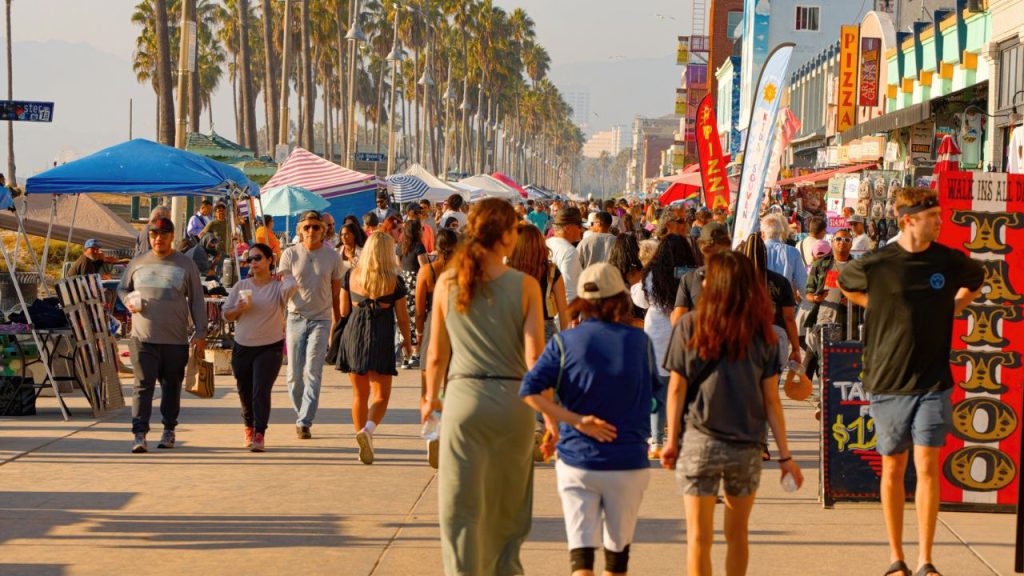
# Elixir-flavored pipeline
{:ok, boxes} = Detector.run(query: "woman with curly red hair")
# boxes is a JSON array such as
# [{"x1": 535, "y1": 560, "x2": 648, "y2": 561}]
[
  {"x1": 661, "y1": 250, "x2": 803, "y2": 576},
  {"x1": 422, "y1": 198, "x2": 547, "y2": 575}
]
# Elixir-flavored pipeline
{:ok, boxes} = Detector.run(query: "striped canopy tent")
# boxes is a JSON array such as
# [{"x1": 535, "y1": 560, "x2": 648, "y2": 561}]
[
  {"x1": 263, "y1": 147, "x2": 380, "y2": 229},
  {"x1": 386, "y1": 174, "x2": 430, "y2": 203}
]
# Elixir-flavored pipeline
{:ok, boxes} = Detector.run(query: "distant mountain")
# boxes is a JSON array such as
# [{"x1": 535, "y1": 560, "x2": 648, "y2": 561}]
[
  {"x1": 9, "y1": 41, "x2": 157, "y2": 179},
  {"x1": 549, "y1": 54, "x2": 678, "y2": 135}
]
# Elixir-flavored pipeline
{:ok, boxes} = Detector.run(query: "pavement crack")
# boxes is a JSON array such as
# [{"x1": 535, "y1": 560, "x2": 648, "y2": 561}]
[
  {"x1": 367, "y1": 471, "x2": 437, "y2": 575},
  {"x1": 938, "y1": 516, "x2": 1002, "y2": 575}
]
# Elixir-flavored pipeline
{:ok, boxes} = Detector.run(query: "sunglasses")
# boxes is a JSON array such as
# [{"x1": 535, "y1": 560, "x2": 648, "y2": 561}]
[
  {"x1": 303, "y1": 224, "x2": 322, "y2": 231},
  {"x1": 247, "y1": 255, "x2": 265, "y2": 263},
  {"x1": 833, "y1": 237, "x2": 853, "y2": 244}
]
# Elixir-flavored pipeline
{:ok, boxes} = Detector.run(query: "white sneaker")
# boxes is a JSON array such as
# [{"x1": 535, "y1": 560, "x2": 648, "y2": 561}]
[{"x1": 356, "y1": 429, "x2": 374, "y2": 465}]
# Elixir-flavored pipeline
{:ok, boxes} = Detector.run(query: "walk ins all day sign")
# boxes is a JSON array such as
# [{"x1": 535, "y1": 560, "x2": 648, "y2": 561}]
[{"x1": 938, "y1": 170, "x2": 1023, "y2": 509}]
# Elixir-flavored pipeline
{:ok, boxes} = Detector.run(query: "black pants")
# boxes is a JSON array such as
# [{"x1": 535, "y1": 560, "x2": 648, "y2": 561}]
[
  {"x1": 231, "y1": 340, "x2": 284, "y2": 433},
  {"x1": 131, "y1": 341, "x2": 190, "y2": 435}
]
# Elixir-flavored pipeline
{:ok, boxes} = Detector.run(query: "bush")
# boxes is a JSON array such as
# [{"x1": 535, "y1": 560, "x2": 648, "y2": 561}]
[{"x1": 0, "y1": 232, "x2": 83, "y2": 279}]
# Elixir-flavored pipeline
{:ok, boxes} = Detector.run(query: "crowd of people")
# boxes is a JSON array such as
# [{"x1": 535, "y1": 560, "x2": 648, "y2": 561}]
[{"x1": 115, "y1": 184, "x2": 976, "y2": 576}]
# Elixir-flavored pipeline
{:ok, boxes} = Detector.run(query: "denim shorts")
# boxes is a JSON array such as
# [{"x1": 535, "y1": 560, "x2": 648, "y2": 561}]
[
  {"x1": 870, "y1": 388, "x2": 952, "y2": 456},
  {"x1": 676, "y1": 430, "x2": 763, "y2": 497}
]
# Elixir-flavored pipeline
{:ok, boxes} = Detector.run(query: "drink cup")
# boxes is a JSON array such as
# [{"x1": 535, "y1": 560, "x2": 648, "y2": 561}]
[
  {"x1": 239, "y1": 289, "x2": 253, "y2": 306},
  {"x1": 125, "y1": 291, "x2": 143, "y2": 312}
]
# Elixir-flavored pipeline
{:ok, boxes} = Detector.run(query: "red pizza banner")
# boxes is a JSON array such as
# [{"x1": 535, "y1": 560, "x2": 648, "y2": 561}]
[
  {"x1": 937, "y1": 170, "x2": 1023, "y2": 510},
  {"x1": 694, "y1": 93, "x2": 730, "y2": 210}
]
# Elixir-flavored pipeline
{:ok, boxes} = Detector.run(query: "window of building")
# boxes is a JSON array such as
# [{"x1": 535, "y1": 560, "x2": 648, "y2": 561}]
[
  {"x1": 727, "y1": 11, "x2": 743, "y2": 40},
  {"x1": 795, "y1": 6, "x2": 820, "y2": 31},
  {"x1": 999, "y1": 42, "x2": 1024, "y2": 110}
]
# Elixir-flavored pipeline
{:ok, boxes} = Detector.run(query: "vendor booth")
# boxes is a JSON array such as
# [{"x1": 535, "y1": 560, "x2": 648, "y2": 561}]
[
  {"x1": 263, "y1": 147, "x2": 379, "y2": 231},
  {"x1": 3, "y1": 139, "x2": 260, "y2": 420}
]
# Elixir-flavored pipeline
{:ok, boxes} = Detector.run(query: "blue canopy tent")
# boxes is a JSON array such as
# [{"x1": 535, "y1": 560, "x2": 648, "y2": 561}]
[
  {"x1": 25, "y1": 138, "x2": 260, "y2": 197},
  {"x1": 0, "y1": 140, "x2": 261, "y2": 419}
]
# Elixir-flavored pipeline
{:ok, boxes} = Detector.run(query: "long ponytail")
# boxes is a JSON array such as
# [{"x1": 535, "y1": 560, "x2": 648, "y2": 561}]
[{"x1": 451, "y1": 198, "x2": 517, "y2": 314}]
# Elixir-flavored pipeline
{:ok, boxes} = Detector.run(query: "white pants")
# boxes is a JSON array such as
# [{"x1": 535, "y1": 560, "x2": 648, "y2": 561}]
[{"x1": 555, "y1": 460, "x2": 650, "y2": 551}]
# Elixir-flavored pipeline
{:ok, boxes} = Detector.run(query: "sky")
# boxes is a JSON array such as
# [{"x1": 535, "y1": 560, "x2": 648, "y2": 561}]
[{"x1": 3, "y1": 0, "x2": 693, "y2": 177}]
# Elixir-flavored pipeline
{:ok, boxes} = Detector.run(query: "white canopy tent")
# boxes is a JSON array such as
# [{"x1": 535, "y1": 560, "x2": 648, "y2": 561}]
[
  {"x1": 403, "y1": 163, "x2": 466, "y2": 202},
  {"x1": 457, "y1": 174, "x2": 520, "y2": 201}
]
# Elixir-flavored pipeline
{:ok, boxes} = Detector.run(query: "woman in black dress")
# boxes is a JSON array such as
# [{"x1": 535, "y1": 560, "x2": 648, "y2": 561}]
[
  {"x1": 398, "y1": 219, "x2": 428, "y2": 368},
  {"x1": 338, "y1": 231, "x2": 413, "y2": 465}
]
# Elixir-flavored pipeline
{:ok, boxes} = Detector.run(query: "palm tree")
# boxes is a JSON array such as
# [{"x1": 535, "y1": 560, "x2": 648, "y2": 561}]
[
  {"x1": 237, "y1": 0, "x2": 258, "y2": 150},
  {"x1": 260, "y1": 0, "x2": 279, "y2": 147},
  {"x1": 300, "y1": 0, "x2": 315, "y2": 150},
  {"x1": 154, "y1": 0, "x2": 175, "y2": 145}
]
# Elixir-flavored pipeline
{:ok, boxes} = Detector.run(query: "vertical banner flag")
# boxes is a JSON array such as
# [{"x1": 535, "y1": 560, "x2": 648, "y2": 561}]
[
  {"x1": 837, "y1": 25, "x2": 860, "y2": 133},
  {"x1": 859, "y1": 37, "x2": 881, "y2": 107},
  {"x1": 677, "y1": 36, "x2": 690, "y2": 65},
  {"x1": 732, "y1": 43, "x2": 795, "y2": 248},
  {"x1": 765, "y1": 107, "x2": 802, "y2": 190},
  {"x1": 936, "y1": 170, "x2": 1023, "y2": 511},
  {"x1": 695, "y1": 94, "x2": 730, "y2": 210}
]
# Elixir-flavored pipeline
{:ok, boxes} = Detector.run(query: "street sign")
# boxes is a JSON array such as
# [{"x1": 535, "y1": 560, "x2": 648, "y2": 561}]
[
  {"x1": 355, "y1": 152, "x2": 386, "y2": 163},
  {"x1": 0, "y1": 100, "x2": 54, "y2": 122}
]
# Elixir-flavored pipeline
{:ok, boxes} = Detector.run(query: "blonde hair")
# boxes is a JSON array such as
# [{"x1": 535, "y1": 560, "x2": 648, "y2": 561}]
[
  {"x1": 356, "y1": 231, "x2": 399, "y2": 299},
  {"x1": 894, "y1": 187, "x2": 938, "y2": 230},
  {"x1": 639, "y1": 239, "x2": 660, "y2": 267}
]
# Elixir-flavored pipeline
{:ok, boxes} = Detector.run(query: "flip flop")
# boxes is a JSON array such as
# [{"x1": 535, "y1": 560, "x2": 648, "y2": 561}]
[
  {"x1": 884, "y1": 560, "x2": 911, "y2": 576},
  {"x1": 914, "y1": 564, "x2": 942, "y2": 576}
]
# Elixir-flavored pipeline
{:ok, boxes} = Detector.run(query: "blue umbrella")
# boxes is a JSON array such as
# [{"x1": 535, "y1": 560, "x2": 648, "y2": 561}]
[
  {"x1": 386, "y1": 174, "x2": 430, "y2": 203},
  {"x1": 260, "y1": 185, "x2": 330, "y2": 239}
]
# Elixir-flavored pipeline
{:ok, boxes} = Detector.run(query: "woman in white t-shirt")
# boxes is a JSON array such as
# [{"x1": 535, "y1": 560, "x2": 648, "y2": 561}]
[
  {"x1": 223, "y1": 243, "x2": 297, "y2": 452},
  {"x1": 441, "y1": 193, "x2": 469, "y2": 230}
]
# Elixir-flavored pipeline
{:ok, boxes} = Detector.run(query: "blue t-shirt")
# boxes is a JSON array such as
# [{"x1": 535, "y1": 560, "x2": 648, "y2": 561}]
[
  {"x1": 526, "y1": 210, "x2": 550, "y2": 231},
  {"x1": 519, "y1": 319, "x2": 655, "y2": 471}
]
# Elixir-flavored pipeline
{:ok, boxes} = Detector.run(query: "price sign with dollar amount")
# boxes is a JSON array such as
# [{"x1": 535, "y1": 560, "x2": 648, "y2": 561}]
[{"x1": 821, "y1": 343, "x2": 917, "y2": 506}]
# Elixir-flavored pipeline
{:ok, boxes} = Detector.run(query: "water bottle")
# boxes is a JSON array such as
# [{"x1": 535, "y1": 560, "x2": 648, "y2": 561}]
[
  {"x1": 781, "y1": 472, "x2": 799, "y2": 493},
  {"x1": 421, "y1": 410, "x2": 442, "y2": 441}
]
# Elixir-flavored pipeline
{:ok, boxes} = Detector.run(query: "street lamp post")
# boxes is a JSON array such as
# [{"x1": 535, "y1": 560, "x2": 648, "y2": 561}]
[
  {"x1": 441, "y1": 62, "x2": 455, "y2": 179},
  {"x1": 385, "y1": 9, "x2": 402, "y2": 176},
  {"x1": 418, "y1": 34, "x2": 434, "y2": 174},
  {"x1": 346, "y1": 0, "x2": 365, "y2": 169}
]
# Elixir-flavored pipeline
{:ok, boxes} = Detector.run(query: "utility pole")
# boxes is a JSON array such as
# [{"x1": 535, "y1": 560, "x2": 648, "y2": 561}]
[
  {"x1": 171, "y1": 0, "x2": 195, "y2": 234},
  {"x1": 385, "y1": 9, "x2": 402, "y2": 176},
  {"x1": 279, "y1": 0, "x2": 294, "y2": 150}
]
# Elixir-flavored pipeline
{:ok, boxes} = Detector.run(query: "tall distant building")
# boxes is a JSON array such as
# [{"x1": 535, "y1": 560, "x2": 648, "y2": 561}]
[
  {"x1": 563, "y1": 88, "x2": 592, "y2": 132},
  {"x1": 582, "y1": 126, "x2": 629, "y2": 158}
]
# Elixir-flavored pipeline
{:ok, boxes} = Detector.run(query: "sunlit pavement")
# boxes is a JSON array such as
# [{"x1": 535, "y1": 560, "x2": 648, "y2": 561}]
[{"x1": 0, "y1": 365, "x2": 1015, "y2": 575}]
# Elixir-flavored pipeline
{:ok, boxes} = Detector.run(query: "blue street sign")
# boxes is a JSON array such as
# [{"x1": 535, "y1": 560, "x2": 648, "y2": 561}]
[
  {"x1": 355, "y1": 152, "x2": 386, "y2": 162},
  {"x1": 0, "y1": 101, "x2": 54, "y2": 122}
]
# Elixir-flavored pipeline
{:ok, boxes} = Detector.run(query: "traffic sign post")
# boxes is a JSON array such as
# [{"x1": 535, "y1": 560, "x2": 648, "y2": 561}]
[
  {"x1": 0, "y1": 101, "x2": 54, "y2": 122},
  {"x1": 355, "y1": 152, "x2": 386, "y2": 163}
]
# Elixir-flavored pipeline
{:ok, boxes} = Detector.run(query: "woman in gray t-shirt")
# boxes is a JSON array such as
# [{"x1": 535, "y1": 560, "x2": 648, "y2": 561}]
[{"x1": 660, "y1": 251, "x2": 804, "y2": 576}]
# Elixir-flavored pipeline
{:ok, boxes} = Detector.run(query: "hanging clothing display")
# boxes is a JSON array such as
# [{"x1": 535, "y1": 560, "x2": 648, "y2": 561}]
[
  {"x1": 958, "y1": 110, "x2": 985, "y2": 168},
  {"x1": 1008, "y1": 126, "x2": 1024, "y2": 175}
]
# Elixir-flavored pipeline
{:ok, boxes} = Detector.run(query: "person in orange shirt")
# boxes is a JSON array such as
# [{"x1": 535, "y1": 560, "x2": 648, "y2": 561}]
[{"x1": 255, "y1": 215, "x2": 281, "y2": 258}]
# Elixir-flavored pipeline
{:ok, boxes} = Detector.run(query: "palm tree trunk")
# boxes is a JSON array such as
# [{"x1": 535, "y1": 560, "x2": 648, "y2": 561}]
[
  {"x1": 278, "y1": 0, "x2": 294, "y2": 147},
  {"x1": 239, "y1": 0, "x2": 258, "y2": 150},
  {"x1": 155, "y1": 0, "x2": 175, "y2": 147},
  {"x1": 374, "y1": 58, "x2": 385, "y2": 157},
  {"x1": 189, "y1": 0, "x2": 201, "y2": 135},
  {"x1": 336, "y1": 2, "x2": 347, "y2": 162},
  {"x1": 233, "y1": 63, "x2": 242, "y2": 144},
  {"x1": 5, "y1": 0, "x2": 13, "y2": 185},
  {"x1": 300, "y1": 0, "x2": 314, "y2": 152},
  {"x1": 261, "y1": 0, "x2": 279, "y2": 147},
  {"x1": 413, "y1": 47, "x2": 420, "y2": 165}
]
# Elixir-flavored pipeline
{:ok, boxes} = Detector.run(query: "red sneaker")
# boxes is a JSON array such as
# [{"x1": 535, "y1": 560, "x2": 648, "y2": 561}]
[
  {"x1": 251, "y1": 433, "x2": 265, "y2": 452},
  {"x1": 244, "y1": 427, "x2": 255, "y2": 448}
]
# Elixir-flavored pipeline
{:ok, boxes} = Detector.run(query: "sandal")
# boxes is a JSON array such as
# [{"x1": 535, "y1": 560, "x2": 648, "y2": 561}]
[
  {"x1": 884, "y1": 560, "x2": 911, "y2": 576},
  {"x1": 914, "y1": 564, "x2": 942, "y2": 576}
]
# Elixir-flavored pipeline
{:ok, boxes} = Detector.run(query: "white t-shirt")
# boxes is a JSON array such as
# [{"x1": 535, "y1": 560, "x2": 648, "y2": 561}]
[
  {"x1": 278, "y1": 243, "x2": 344, "y2": 320},
  {"x1": 546, "y1": 236, "x2": 582, "y2": 303},
  {"x1": 440, "y1": 210, "x2": 468, "y2": 230},
  {"x1": 851, "y1": 233, "x2": 871, "y2": 253},
  {"x1": 225, "y1": 276, "x2": 298, "y2": 347},
  {"x1": 630, "y1": 276, "x2": 672, "y2": 377}
]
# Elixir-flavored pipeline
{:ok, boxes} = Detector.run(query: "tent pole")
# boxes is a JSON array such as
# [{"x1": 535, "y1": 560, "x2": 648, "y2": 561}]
[
  {"x1": 61, "y1": 193, "x2": 82, "y2": 278},
  {"x1": 228, "y1": 192, "x2": 242, "y2": 284},
  {"x1": 0, "y1": 235, "x2": 69, "y2": 420},
  {"x1": 11, "y1": 196, "x2": 48, "y2": 299},
  {"x1": 37, "y1": 194, "x2": 58, "y2": 296}
]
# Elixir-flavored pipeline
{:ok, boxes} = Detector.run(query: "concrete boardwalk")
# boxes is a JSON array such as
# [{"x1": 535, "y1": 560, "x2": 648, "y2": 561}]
[{"x1": 0, "y1": 367, "x2": 1016, "y2": 575}]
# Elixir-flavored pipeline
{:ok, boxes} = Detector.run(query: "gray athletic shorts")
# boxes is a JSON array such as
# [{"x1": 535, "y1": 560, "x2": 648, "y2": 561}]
[
  {"x1": 676, "y1": 430, "x2": 763, "y2": 497},
  {"x1": 870, "y1": 388, "x2": 952, "y2": 456}
]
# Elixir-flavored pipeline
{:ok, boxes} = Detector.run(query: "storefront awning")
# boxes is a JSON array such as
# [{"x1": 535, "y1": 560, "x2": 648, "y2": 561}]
[
  {"x1": 774, "y1": 162, "x2": 877, "y2": 187},
  {"x1": 839, "y1": 101, "x2": 931, "y2": 142}
]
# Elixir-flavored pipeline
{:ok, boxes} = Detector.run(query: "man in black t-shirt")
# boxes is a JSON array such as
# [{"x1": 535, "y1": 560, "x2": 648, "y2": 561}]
[{"x1": 839, "y1": 187, "x2": 983, "y2": 576}]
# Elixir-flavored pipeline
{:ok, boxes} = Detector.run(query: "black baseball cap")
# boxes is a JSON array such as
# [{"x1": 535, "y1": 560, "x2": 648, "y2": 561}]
[{"x1": 148, "y1": 217, "x2": 175, "y2": 233}]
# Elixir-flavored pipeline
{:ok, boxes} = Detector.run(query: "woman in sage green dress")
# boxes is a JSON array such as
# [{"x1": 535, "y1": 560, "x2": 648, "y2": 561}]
[{"x1": 422, "y1": 198, "x2": 549, "y2": 575}]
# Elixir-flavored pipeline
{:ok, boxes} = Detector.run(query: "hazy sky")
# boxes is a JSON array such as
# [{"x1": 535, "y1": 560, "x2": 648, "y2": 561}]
[
  {"x1": 11, "y1": 0, "x2": 692, "y2": 63},
  {"x1": 4, "y1": 0, "x2": 692, "y2": 174}
]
